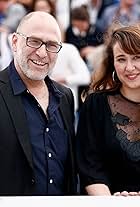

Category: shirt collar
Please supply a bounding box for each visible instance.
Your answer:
[8,60,64,98]
[8,61,26,95]
[45,75,63,99]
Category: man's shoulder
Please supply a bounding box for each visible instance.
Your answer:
[0,68,9,83]
[52,80,71,93]
[52,80,74,105]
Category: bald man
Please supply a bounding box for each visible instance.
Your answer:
[0,11,77,195]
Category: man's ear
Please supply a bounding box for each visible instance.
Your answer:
[11,33,18,52]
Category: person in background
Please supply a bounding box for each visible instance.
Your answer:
[0,0,9,67]
[71,0,102,25]
[0,0,27,33]
[97,0,140,33]
[0,11,77,195]
[80,0,103,25]
[50,42,90,112]
[31,0,66,42]
[0,0,8,25]
[97,0,119,19]
[31,0,56,16]
[76,24,140,196]
[17,0,33,12]
[65,5,102,62]
[0,0,28,69]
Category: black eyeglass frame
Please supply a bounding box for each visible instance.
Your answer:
[16,32,62,53]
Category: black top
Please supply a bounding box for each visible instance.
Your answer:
[76,91,140,194]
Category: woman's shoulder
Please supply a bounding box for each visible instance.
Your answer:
[85,91,108,102]
[87,90,118,99]
[83,90,117,110]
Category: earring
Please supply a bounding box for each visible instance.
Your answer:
[112,71,116,82]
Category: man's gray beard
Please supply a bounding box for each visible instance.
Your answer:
[16,55,48,81]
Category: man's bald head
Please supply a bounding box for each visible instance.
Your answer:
[16,11,61,41]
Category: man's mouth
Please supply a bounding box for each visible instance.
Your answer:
[31,60,47,66]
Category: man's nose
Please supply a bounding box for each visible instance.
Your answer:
[36,44,47,57]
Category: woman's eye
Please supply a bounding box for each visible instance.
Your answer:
[133,56,140,60]
[117,58,125,63]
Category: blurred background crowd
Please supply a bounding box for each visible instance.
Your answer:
[0,0,140,112]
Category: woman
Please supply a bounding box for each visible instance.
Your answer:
[31,0,56,16]
[76,24,140,196]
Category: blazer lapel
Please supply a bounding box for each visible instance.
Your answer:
[0,82,33,170]
[59,94,74,137]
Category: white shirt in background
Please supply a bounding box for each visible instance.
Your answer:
[50,43,90,111]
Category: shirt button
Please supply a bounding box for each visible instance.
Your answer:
[31,178,35,185]
[46,128,49,132]
[48,153,52,158]
[49,179,53,184]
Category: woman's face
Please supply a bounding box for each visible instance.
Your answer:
[34,0,51,13]
[113,42,140,92]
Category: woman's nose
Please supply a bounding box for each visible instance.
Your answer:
[125,60,135,72]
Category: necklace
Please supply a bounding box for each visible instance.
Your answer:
[120,92,140,105]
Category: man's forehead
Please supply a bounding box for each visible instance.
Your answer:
[21,14,57,31]
[27,12,56,24]
[18,12,61,41]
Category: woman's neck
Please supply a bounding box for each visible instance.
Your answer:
[120,87,140,104]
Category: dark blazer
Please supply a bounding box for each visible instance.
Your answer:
[0,66,77,195]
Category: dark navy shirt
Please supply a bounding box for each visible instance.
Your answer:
[8,62,68,195]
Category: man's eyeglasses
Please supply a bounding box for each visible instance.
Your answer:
[16,32,62,53]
